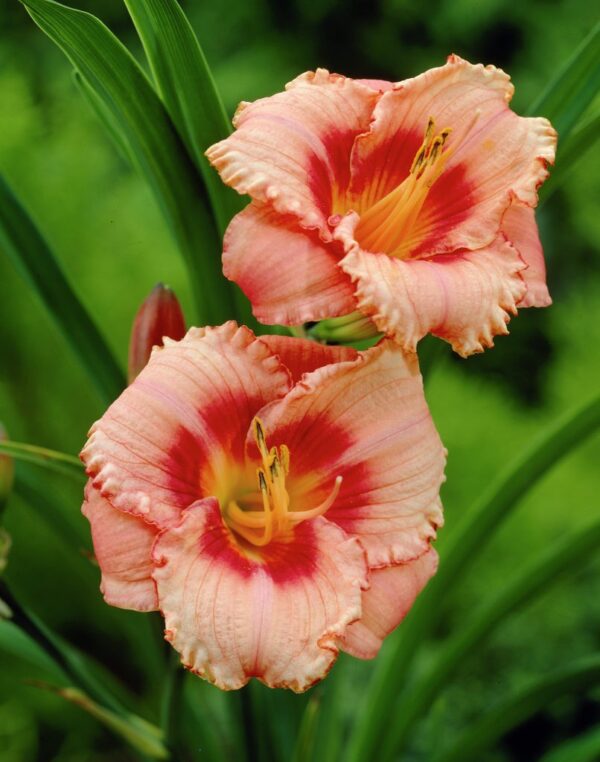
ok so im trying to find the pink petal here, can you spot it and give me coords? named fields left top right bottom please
left=348, top=55, right=556, bottom=254
left=501, top=203, right=551, bottom=308
left=340, top=549, right=438, bottom=659
left=152, top=499, right=368, bottom=691
left=81, top=323, right=291, bottom=529
left=338, top=214, right=528, bottom=356
left=356, top=78, right=395, bottom=92
left=254, top=341, right=446, bottom=567
left=206, top=70, right=379, bottom=231
left=223, top=203, right=356, bottom=325
left=258, top=334, right=357, bottom=384
left=82, top=482, right=158, bottom=611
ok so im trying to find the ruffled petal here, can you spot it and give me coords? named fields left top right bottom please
left=152, top=499, right=368, bottom=691
left=501, top=203, right=551, bottom=308
left=206, top=70, right=379, bottom=231
left=258, top=334, right=357, bottom=384
left=82, top=482, right=158, bottom=611
left=348, top=55, right=556, bottom=255
left=81, top=323, right=291, bottom=528
left=254, top=341, right=445, bottom=567
left=340, top=549, right=438, bottom=659
left=338, top=214, right=527, bottom=356
left=223, top=203, right=356, bottom=325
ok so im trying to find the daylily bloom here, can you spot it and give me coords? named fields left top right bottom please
left=206, top=56, right=557, bottom=356
left=81, top=322, right=445, bottom=691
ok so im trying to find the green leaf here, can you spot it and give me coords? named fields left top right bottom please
left=291, top=696, right=320, bottom=762
left=0, top=442, right=84, bottom=481
left=21, top=0, right=236, bottom=325
left=346, top=392, right=600, bottom=762
left=528, top=21, right=600, bottom=139
left=38, top=685, right=168, bottom=759
left=0, top=176, right=125, bottom=405
left=539, top=723, right=600, bottom=762
left=0, top=581, right=126, bottom=716
left=123, top=0, right=243, bottom=236
left=541, top=108, right=600, bottom=203
left=379, top=518, right=600, bottom=761
left=72, top=70, right=135, bottom=166
left=0, top=619, right=66, bottom=682
left=309, top=658, right=347, bottom=762
left=15, top=466, right=88, bottom=551
left=435, top=655, right=600, bottom=762
left=122, top=0, right=260, bottom=333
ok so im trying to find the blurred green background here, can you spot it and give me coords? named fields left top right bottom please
left=0, top=0, right=599, bottom=759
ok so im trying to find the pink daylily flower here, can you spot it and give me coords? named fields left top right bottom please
left=206, top=56, right=557, bottom=356
left=81, top=323, right=445, bottom=691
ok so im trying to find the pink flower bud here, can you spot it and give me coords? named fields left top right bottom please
left=127, top=284, right=186, bottom=382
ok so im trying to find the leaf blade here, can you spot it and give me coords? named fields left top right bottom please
left=0, top=176, right=125, bottom=404
left=528, top=21, right=600, bottom=139
left=379, top=518, right=600, bottom=761
left=435, top=655, right=600, bottom=762
left=21, top=0, right=237, bottom=324
left=346, top=392, right=600, bottom=762
left=123, top=0, right=244, bottom=236
left=0, top=442, right=84, bottom=481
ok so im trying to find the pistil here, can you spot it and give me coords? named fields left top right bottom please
left=225, top=418, right=342, bottom=547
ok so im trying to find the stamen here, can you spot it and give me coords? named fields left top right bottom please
left=223, top=418, right=341, bottom=547
left=355, top=116, right=454, bottom=259
left=289, top=476, right=343, bottom=523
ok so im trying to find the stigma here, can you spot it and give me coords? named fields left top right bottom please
left=355, top=116, right=452, bottom=259
left=225, top=418, right=342, bottom=547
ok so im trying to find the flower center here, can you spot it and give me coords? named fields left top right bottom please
left=354, top=117, right=452, bottom=259
left=224, top=418, right=342, bottom=547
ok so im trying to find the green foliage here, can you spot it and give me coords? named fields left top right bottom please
left=123, top=0, right=243, bottom=236
left=0, top=442, right=84, bottom=482
left=0, top=176, right=125, bottom=404
left=0, top=0, right=599, bottom=759
left=21, top=0, right=236, bottom=324
left=436, top=655, right=600, bottom=762
left=528, top=21, right=600, bottom=138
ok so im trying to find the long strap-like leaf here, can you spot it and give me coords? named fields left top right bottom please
left=435, top=654, right=600, bottom=762
left=21, top=0, right=236, bottom=325
left=123, top=0, right=243, bottom=237
left=0, top=176, right=125, bottom=404
left=346, top=392, right=600, bottom=762
left=0, top=441, right=84, bottom=481
left=528, top=21, right=600, bottom=139
left=539, top=723, right=600, bottom=762
left=122, top=0, right=257, bottom=331
left=379, top=518, right=600, bottom=760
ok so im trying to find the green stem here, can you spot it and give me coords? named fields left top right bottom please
left=346, top=392, right=600, bottom=762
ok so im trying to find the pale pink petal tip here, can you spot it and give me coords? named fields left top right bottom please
left=341, top=548, right=439, bottom=659
left=82, top=483, right=158, bottom=611
left=153, top=500, right=368, bottom=692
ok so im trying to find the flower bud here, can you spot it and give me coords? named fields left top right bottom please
left=310, top=311, right=380, bottom=344
left=0, top=424, right=14, bottom=518
left=128, top=284, right=186, bottom=382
